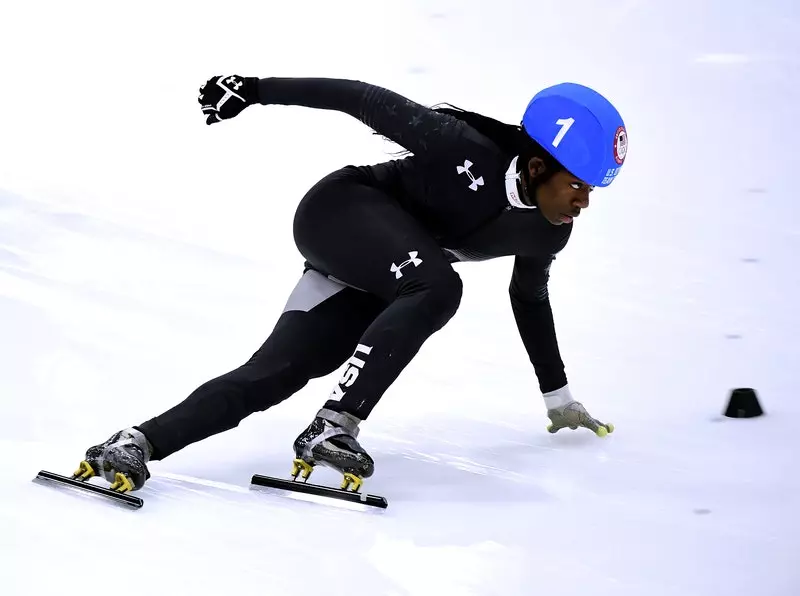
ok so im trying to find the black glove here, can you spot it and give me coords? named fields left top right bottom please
left=198, top=75, right=259, bottom=125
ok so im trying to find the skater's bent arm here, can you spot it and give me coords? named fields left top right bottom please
left=509, top=256, right=568, bottom=394
left=256, top=78, right=495, bottom=157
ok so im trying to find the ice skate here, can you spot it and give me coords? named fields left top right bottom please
left=292, top=405, right=374, bottom=492
left=75, top=428, right=153, bottom=492
left=547, top=401, right=614, bottom=437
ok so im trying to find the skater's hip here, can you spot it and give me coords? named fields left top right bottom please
left=292, top=167, right=456, bottom=304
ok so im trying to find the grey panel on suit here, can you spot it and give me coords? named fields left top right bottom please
left=282, top=269, right=347, bottom=313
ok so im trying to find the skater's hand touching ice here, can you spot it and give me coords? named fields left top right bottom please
left=543, top=385, right=614, bottom=437
left=198, top=75, right=259, bottom=125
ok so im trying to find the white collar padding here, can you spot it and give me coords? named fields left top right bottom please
left=505, top=156, right=537, bottom=210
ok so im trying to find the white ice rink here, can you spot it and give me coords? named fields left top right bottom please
left=2, top=1, right=799, bottom=594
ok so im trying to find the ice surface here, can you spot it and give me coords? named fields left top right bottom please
left=2, top=1, right=799, bottom=594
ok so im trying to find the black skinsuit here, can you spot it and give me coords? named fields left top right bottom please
left=138, top=78, right=573, bottom=460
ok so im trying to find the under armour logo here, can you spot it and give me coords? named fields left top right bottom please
left=225, top=76, right=242, bottom=90
left=456, top=160, right=484, bottom=191
left=390, top=251, right=423, bottom=279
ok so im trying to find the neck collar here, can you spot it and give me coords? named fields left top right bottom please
left=505, top=156, right=536, bottom=210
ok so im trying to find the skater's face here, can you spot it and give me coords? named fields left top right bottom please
left=526, top=158, right=594, bottom=226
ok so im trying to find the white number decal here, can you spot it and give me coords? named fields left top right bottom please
left=552, top=118, right=575, bottom=147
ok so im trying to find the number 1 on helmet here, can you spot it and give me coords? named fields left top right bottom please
left=552, top=118, right=575, bottom=148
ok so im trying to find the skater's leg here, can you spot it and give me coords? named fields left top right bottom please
left=129, top=270, right=385, bottom=461
left=294, top=173, right=462, bottom=422
left=289, top=172, right=462, bottom=487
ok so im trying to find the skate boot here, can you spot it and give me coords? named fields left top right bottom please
left=547, top=401, right=614, bottom=437
left=74, top=428, right=153, bottom=492
left=292, top=405, right=374, bottom=492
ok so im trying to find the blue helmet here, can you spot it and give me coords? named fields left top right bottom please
left=521, top=82, right=627, bottom=187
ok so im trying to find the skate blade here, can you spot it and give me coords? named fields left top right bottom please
left=251, top=474, right=387, bottom=509
left=34, top=470, right=144, bottom=509
left=290, top=458, right=314, bottom=482
left=73, top=460, right=96, bottom=481
left=341, top=473, right=363, bottom=492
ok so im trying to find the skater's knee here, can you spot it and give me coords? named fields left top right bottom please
left=400, top=269, right=463, bottom=331
left=430, top=270, right=463, bottom=325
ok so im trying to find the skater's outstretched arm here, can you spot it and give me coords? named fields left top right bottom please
left=508, top=255, right=567, bottom=394
left=511, top=255, right=615, bottom=438
left=198, top=75, right=498, bottom=158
